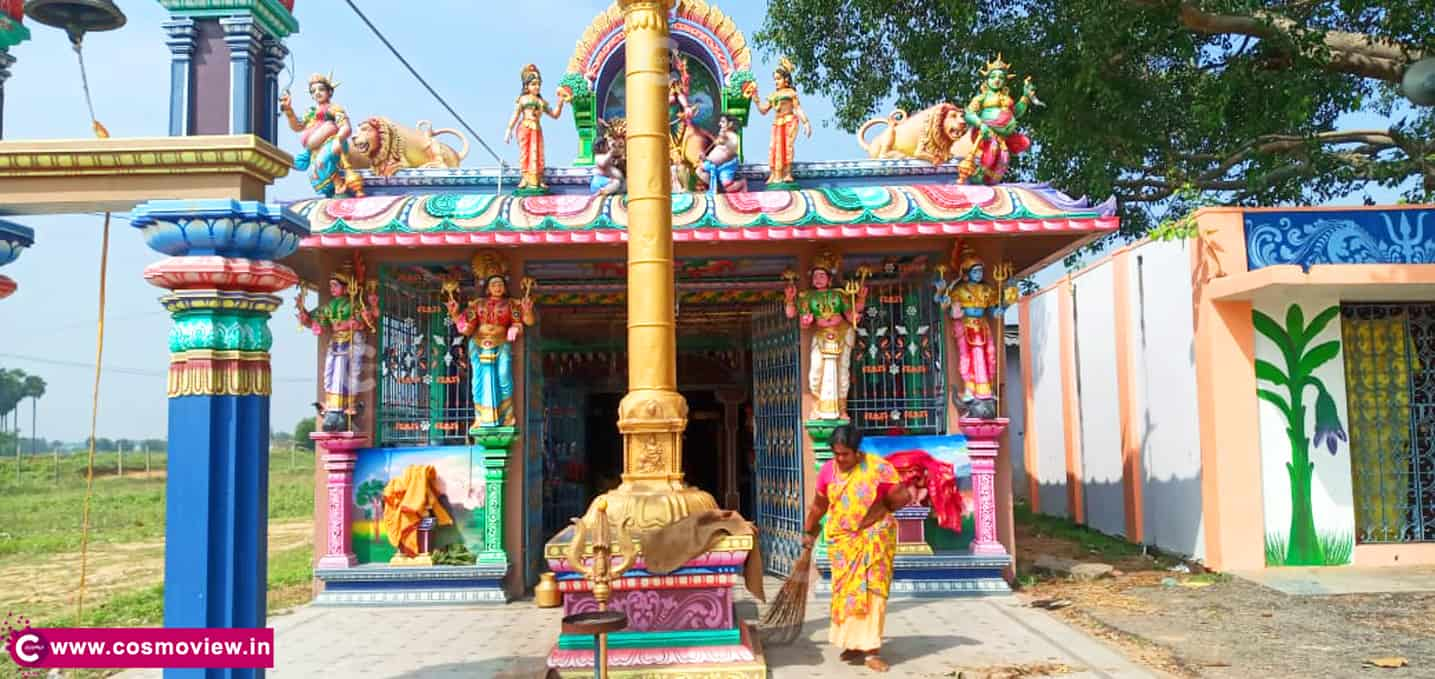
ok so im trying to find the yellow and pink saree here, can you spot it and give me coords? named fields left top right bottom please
left=818, top=453, right=901, bottom=650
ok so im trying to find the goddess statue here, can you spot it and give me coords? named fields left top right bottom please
left=958, top=55, right=1037, bottom=185
left=747, top=57, right=812, bottom=188
left=297, top=260, right=378, bottom=432
left=445, top=251, right=536, bottom=431
left=504, top=64, right=571, bottom=194
left=939, top=244, right=1018, bottom=418
left=281, top=73, right=364, bottom=198
left=784, top=250, right=867, bottom=421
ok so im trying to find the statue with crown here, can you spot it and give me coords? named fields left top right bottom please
left=935, top=243, right=1019, bottom=420
left=445, top=250, right=537, bottom=433
left=297, top=254, right=379, bottom=432
left=281, top=72, right=365, bottom=198
left=957, top=54, right=1038, bottom=185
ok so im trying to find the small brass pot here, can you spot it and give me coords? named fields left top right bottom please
left=536, top=572, right=563, bottom=608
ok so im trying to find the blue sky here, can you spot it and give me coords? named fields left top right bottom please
left=0, top=1, right=1409, bottom=441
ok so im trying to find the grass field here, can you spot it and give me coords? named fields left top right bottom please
left=0, top=450, right=317, bottom=637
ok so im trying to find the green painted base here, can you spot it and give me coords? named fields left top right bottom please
left=558, top=627, right=740, bottom=650
left=765, top=181, right=800, bottom=191
left=476, top=550, right=509, bottom=567
left=471, top=425, right=518, bottom=448
left=512, top=186, right=550, bottom=197
left=803, top=419, right=843, bottom=445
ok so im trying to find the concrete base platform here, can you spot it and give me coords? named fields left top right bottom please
left=816, top=553, right=1013, bottom=598
left=314, top=563, right=509, bottom=605
left=1233, top=565, right=1435, bottom=596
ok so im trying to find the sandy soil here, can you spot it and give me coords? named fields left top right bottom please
left=1016, top=522, right=1435, bottom=678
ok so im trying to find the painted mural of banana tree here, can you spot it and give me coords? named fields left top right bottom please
left=1254, top=304, right=1351, bottom=566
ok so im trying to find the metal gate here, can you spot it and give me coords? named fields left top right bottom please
left=1343, top=303, right=1435, bottom=543
left=751, top=302, right=804, bottom=576
left=522, top=320, right=546, bottom=584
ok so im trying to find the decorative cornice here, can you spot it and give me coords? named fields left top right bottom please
left=0, top=135, right=291, bottom=183
left=168, top=350, right=272, bottom=397
left=144, top=256, right=299, bottom=294
left=157, top=0, right=299, bottom=40
left=132, top=198, right=308, bottom=260
left=159, top=289, right=283, bottom=315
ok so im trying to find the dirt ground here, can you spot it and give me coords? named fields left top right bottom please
left=1015, top=521, right=1435, bottom=678
left=0, top=519, right=313, bottom=621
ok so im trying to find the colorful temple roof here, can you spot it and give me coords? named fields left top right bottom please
left=293, top=181, right=1117, bottom=249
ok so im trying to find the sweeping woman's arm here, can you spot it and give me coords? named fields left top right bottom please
left=801, top=494, right=830, bottom=546
left=883, top=484, right=912, bottom=512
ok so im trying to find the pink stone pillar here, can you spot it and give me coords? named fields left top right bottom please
left=311, top=431, right=367, bottom=569
left=960, top=417, right=1009, bottom=557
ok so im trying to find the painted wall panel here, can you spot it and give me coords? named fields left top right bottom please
left=1029, top=289, right=1070, bottom=517
left=1253, top=294, right=1356, bottom=566
left=1074, top=262, right=1125, bottom=536
left=1006, top=344, right=1029, bottom=500
left=1132, top=240, right=1206, bottom=559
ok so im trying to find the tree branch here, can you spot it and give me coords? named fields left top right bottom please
left=1126, top=0, right=1424, bottom=81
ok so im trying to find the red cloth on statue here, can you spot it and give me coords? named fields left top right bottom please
left=885, top=450, right=964, bottom=533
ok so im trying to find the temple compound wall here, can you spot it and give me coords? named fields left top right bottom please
left=1020, top=203, right=1435, bottom=571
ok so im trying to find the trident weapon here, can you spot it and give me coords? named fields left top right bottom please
left=564, top=498, right=636, bottom=678
left=840, top=265, right=872, bottom=329
left=520, top=276, right=536, bottom=304
left=989, top=260, right=1016, bottom=416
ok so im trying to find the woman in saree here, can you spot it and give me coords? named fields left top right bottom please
left=504, top=64, right=570, bottom=192
left=802, top=425, right=911, bottom=672
left=749, top=57, right=812, bottom=186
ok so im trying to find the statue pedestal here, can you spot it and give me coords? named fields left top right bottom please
left=960, top=417, right=1009, bottom=558
left=543, top=529, right=767, bottom=678
left=311, top=432, right=367, bottom=569
left=895, top=505, right=934, bottom=555
left=804, top=419, right=847, bottom=566
left=471, top=425, right=516, bottom=569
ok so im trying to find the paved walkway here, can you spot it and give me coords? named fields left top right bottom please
left=1232, top=565, right=1435, bottom=595
left=119, top=591, right=1156, bottom=678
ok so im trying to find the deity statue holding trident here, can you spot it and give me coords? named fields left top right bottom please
left=936, top=244, right=1019, bottom=419
left=785, top=251, right=868, bottom=420
left=297, top=255, right=379, bottom=432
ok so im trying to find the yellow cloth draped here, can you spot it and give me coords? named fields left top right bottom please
left=1343, top=313, right=1416, bottom=542
left=381, top=465, right=454, bottom=556
left=824, top=453, right=900, bottom=628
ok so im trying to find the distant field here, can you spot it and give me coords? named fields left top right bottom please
left=0, top=449, right=316, bottom=634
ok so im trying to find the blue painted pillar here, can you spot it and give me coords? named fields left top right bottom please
left=220, top=16, right=260, bottom=136
left=259, top=39, right=286, bottom=145
left=132, top=200, right=308, bottom=679
left=161, top=18, right=197, bottom=136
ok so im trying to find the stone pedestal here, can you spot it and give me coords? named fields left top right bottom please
left=804, top=418, right=847, bottom=563
left=135, top=199, right=307, bottom=679
left=311, top=432, right=366, bottom=570
left=471, top=425, right=515, bottom=569
left=960, top=417, right=1009, bottom=557
left=544, top=531, right=766, bottom=678
left=895, top=505, right=933, bottom=554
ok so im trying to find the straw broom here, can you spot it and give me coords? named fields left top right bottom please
left=759, top=543, right=815, bottom=645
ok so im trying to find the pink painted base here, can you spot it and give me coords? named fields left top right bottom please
left=312, top=432, right=368, bottom=570
left=960, top=418, right=1009, bottom=557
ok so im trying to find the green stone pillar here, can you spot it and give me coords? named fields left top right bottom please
left=805, top=418, right=847, bottom=562
left=473, top=425, right=516, bottom=567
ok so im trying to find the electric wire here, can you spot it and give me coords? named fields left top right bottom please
left=340, top=0, right=507, bottom=193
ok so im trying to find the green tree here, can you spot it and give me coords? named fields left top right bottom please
left=757, top=1, right=1434, bottom=234
left=293, top=418, right=316, bottom=450
left=355, top=478, right=387, bottom=544
left=22, top=374, right=45, bottom=458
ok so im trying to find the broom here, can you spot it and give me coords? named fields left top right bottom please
left=759, top=543, right=814, bottom=645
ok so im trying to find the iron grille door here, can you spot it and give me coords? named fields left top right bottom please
left=751, top=302, right=803, bottom=576
left=522, top=319, right=546, bottom=583
left=1344, top=303, right=1435, bottom=543
left=376, top=266, right=474, bottom=446
left=849, top=276, right=946, bottom=435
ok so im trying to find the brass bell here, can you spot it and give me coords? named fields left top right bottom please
left=24, top=0, right=126, bottom=47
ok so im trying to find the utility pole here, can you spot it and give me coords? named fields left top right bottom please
left=117, top=440, right=124, bottom=477
left=145, top=441, right=151, bottom=474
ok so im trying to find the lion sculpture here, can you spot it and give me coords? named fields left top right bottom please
left=349, top=117, right=470, bottom=177
left=857, top=103, right=968, bottom=165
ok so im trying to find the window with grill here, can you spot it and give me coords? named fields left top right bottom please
left=376, top=265, right=475, bottom=447
left=847, top=272, right=946, bottom=436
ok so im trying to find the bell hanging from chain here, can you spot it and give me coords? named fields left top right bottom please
left=24, top=0, right=126, bottom=47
